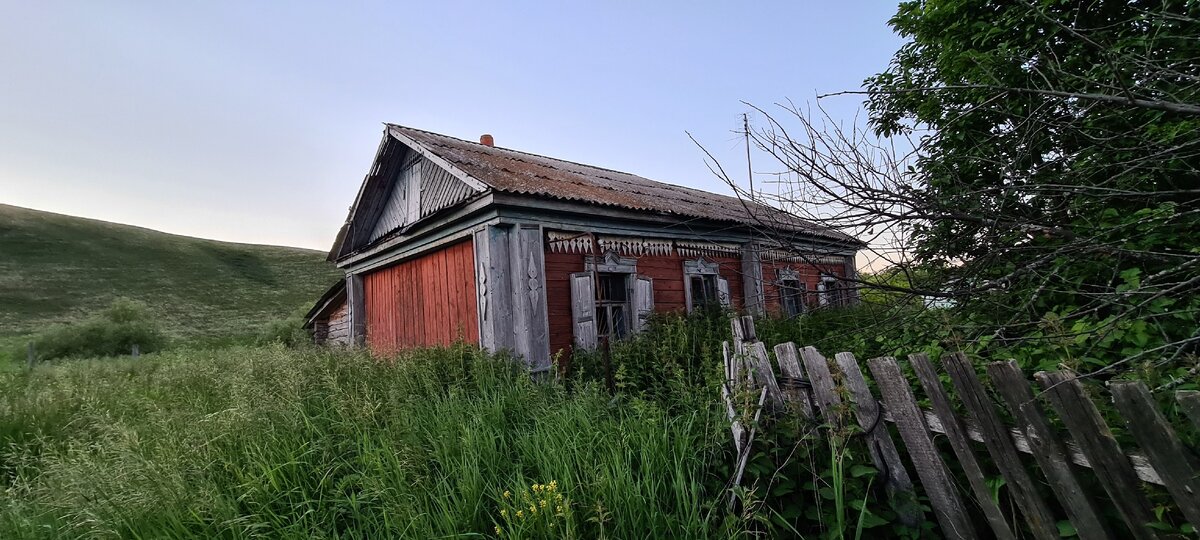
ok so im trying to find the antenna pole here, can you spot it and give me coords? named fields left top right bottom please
left=743, top=113, right=754, bottom=196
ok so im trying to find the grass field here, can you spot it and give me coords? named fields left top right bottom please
left=0, top=344, right=733, bottom=539
left=0, top=204, right=340, bottom=353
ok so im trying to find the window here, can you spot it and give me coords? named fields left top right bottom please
left=779, top=279, right=806, bottom=317
left=818, top=275, right=843, bottom=308
left=689, top=274, right=721, bottom=310
left=596, top=273, right=631, bottom=342
left=570, top=251, right=655, bottom=350
left=683, top=258, right=730, bottom=312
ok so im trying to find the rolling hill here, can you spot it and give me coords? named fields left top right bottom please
left=0, top=204, right=341, bottom=351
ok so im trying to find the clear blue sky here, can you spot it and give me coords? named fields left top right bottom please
left=0, top=1, right=903, bottom=251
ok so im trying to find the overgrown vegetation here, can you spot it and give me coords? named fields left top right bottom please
left=14, top=298, right=166, bottom=362
left=0, top=342, right=737, bottom=539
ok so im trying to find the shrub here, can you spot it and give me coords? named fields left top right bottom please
left=254, top=315, right=311, bottom=347
left=21, top=298, right=166, bottom=361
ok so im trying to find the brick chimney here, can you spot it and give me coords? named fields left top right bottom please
left=480, top=134, right=494, bottom=147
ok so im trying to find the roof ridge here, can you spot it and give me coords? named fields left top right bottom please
left=386, top=122, right=756, bottom=202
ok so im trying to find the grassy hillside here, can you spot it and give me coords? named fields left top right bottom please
left=0, top=204, right=340, bottom=351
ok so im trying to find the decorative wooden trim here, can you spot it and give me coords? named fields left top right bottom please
left=585, top=251, right=638, bottom=273
left=598, top=235, right=672, bottom=256
left=545, top=231, right=673, bottom=256
left=677, top=240, right=739, bottom=258
left=761, top=249, right=848, bottom=265
left=683, top=257, right=721, bottom=276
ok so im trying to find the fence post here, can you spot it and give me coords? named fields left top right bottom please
left=132, top=344, right=140, bottom=358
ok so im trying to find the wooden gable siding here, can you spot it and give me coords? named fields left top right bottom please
left=363, top=239, right=479, bottom=352
left=761, top=259, right=848, bottom=315
left=368, top=153, right=479, bottom=244
left=544, top=250, right=744, bottom=357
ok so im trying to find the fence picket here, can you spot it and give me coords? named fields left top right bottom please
left=833, top=352, right=922, bottom=527
left=942, top=353, right=1059, bottom=539
left=1174, top=390, right=1200, bottom=432
left=1110, top=381, right=1200, bottom=528
left=798, top=346, right=843, bottom=427
left=773, top=342, right=815, bottom=419
left=1037, top=371, right=1160, bottom=540
left=746, top=342, right=784, bottom=409
left=908, top=353, right=1015, bottom=540
left=868, top=356, right=978, bottom=540
left=987, top=361, right=1114, bottom=540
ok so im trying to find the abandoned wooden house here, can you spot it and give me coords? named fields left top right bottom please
left=304, top=124, right=862, bottom=370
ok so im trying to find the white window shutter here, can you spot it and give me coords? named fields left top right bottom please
left=632, top=275, right=654, bottom=332
left=570, top=271, right=597, bottom=349
left=717, top=276, right=731, bottom=307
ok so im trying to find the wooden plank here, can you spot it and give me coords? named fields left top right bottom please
left=722, top=342, right=744, bottom=454
left=773, top=342, right=814, bottom=419
left=746, top=342, right=784, bottom=409
left=868, top=356, right=977, bottom=540
left=798, top=346, right=844, bottom=426
left=987, top=361, right=1114, bottom=540
left=832, top=352, right=922, bottom=527
left=942, top=353, right=1058, bottom=540
left=1111, top=381, right=1200, bottom=527
left=1175, top=391, right=1200, bottom=433
left=909, top=353, right=1015, bottom=540
left=739, top=315, right=757, bottom=342
left=1037, top=371, right=1160, bottom=540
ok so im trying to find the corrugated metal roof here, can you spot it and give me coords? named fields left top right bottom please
left=387, top=124, right=858, bottom=244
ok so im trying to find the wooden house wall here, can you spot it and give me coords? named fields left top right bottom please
left=544, top=250, right=744, bottom=357
left=761, top=259, right=848, bottom=315
left=325, top=301, right=351, bottom=346
left=362, top=239, right=479, bottom=352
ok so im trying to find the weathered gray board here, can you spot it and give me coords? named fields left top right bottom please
left=472, top=223, right=550, bottom=371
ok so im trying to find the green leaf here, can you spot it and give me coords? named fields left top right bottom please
left=1057, top=520, right=1077, bottom=537
left=850, top=464, right=878, bottom=478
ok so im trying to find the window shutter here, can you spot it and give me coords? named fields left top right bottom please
left=570, top=272, right=597, bottom=349
left=717, top=276, right=731, bottom=307
left=632, top=275, right=654, bottom=332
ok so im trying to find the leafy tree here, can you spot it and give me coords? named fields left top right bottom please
left=717, top=1, right=1199, bottom=378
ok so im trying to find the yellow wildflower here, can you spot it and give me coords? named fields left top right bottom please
left=548, top=480, right=558, bottom=490
left=500, top=509, right=507, bottom=518
left=529, top=505, right=537, bottom=514
left=494, top=525, right=502, bottom=535
left=540, top=499, right=548, bottom=508
left=502, top=491, right=511, bottom=499
left=555, top=505, right=563, bottom=513
left=516, top=510, right=524, bottom=519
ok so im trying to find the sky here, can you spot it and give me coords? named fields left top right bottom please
left=0, top=1, right=904, bottom=251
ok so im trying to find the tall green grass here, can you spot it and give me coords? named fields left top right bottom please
left=0, top=345, right=736, bottom=539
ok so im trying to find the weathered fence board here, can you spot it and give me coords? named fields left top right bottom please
left=833, top=352, right=922, bottom=527
left=1037, top=371, right=1160, bottom=540
left=773, top=343, right=814, bottom=419
left=868, top=356, right=978, bottom=540
left=1111, top=381, right=1200, bottom=527
left=987, top=361, right=1114, bottom=540
left=943, top=353, right=1059, bottom=540
left=718, top=317, right=1198, bottom=540
left=909, top=353, right=1014, bottom=540
left=1175, top=390, right=1200, bottom=433
left=798, top=346, right=843, bottom=426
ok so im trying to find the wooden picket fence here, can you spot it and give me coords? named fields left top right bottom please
left=722, top=315, right=1200, bottom=539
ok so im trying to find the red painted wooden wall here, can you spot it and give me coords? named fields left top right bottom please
left=544, top=251, right=744, bottom=357
left=761, top=260, right=848, bottom=315
left=363, top=239, right=479, bottom=353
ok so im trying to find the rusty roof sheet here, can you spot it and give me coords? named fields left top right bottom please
left=388, top=125, right=858, bottom=244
